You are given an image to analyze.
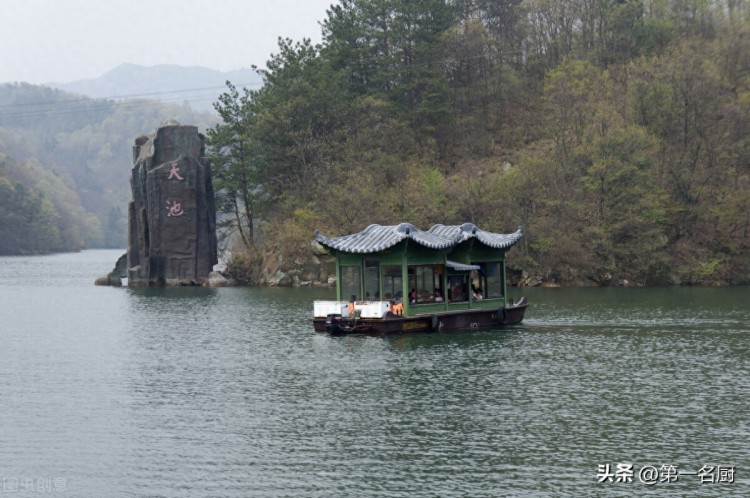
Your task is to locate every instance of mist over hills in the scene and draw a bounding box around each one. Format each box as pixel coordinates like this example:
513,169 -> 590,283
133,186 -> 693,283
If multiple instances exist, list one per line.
47,63 -> 262,113
0,63 -> 263,254
0,63 -> 265,255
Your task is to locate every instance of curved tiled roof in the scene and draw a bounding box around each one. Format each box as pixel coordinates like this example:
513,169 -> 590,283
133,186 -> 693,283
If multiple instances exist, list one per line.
315,222 -> 522,254
428,223 -> 524,249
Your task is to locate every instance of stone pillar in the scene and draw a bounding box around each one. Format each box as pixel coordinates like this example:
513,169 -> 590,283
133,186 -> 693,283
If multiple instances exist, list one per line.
127,123 -> 217,286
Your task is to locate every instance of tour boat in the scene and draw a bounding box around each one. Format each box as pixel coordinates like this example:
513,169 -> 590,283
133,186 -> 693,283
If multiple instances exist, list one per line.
312,222 -> 529,334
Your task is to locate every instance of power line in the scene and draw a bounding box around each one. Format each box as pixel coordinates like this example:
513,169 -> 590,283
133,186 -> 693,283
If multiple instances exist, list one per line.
0,96 -> 220,122
0,81 -> 264,117
63,82 -> 263,102
0,47 -> 529,122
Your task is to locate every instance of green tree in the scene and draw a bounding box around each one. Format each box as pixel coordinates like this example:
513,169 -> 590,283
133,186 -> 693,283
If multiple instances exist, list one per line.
207,81 -> 258,248
322,0 -> 457,139
251,38 -> 344,204
543,59 -> 599,201
0,176 -> 62,254
579,125 -> 669,283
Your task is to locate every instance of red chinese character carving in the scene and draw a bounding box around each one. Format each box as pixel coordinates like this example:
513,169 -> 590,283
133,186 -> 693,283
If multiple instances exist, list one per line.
167,162 -> 184,180
166,200 -> 184,217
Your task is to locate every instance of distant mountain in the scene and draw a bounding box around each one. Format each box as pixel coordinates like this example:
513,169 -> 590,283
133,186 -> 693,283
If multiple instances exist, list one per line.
48,63 -> 263,113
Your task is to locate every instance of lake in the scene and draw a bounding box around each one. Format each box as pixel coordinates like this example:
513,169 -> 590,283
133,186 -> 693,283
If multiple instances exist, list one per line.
1,249 -> 747,497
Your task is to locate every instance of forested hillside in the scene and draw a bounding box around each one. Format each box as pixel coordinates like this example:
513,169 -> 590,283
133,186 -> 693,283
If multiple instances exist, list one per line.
210,0 -> 750,286
0,83 -> 217,254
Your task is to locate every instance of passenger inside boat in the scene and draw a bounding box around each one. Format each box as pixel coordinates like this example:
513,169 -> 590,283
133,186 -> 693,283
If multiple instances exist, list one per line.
472,285 -> 483,301
471,265 -> 503,300
449,280 -> 468,302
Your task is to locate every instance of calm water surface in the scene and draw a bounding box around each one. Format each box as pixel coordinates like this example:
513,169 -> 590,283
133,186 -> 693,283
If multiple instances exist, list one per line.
1,250 -> 748,497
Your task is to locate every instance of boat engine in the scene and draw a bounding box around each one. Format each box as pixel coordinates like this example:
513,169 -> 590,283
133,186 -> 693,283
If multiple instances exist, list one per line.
325,314 -> 343,334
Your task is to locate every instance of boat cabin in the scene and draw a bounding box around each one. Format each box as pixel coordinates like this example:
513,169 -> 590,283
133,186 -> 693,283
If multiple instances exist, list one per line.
313,223 -> 523,319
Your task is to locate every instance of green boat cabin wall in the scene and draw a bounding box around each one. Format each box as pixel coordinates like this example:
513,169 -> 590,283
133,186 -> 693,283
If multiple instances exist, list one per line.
333,239 -> 508,317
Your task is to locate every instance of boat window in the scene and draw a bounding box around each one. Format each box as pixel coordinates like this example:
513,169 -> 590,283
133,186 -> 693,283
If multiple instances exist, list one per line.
486,262 -> 504,299
382,265 -> 402,300
471,262 -> 503,299
364,259 -> 380,300
340,266 -> 361,301
408,264 -> 444,304
447,274 -> 469,302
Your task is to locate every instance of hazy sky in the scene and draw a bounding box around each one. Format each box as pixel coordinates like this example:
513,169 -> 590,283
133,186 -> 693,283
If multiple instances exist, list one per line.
1,0 -> 336,84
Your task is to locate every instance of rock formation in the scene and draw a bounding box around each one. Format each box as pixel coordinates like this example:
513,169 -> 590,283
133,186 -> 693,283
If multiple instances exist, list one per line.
127,123 -> 217,286
94,253 -> 127,286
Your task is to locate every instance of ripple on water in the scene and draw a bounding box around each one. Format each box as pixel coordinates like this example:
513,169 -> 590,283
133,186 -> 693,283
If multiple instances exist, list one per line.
0,253 -> 748,497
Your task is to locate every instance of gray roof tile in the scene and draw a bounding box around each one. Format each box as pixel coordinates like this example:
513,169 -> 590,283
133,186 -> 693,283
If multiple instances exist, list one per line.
315,223 -> 522,254
428,223 -> 524,249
